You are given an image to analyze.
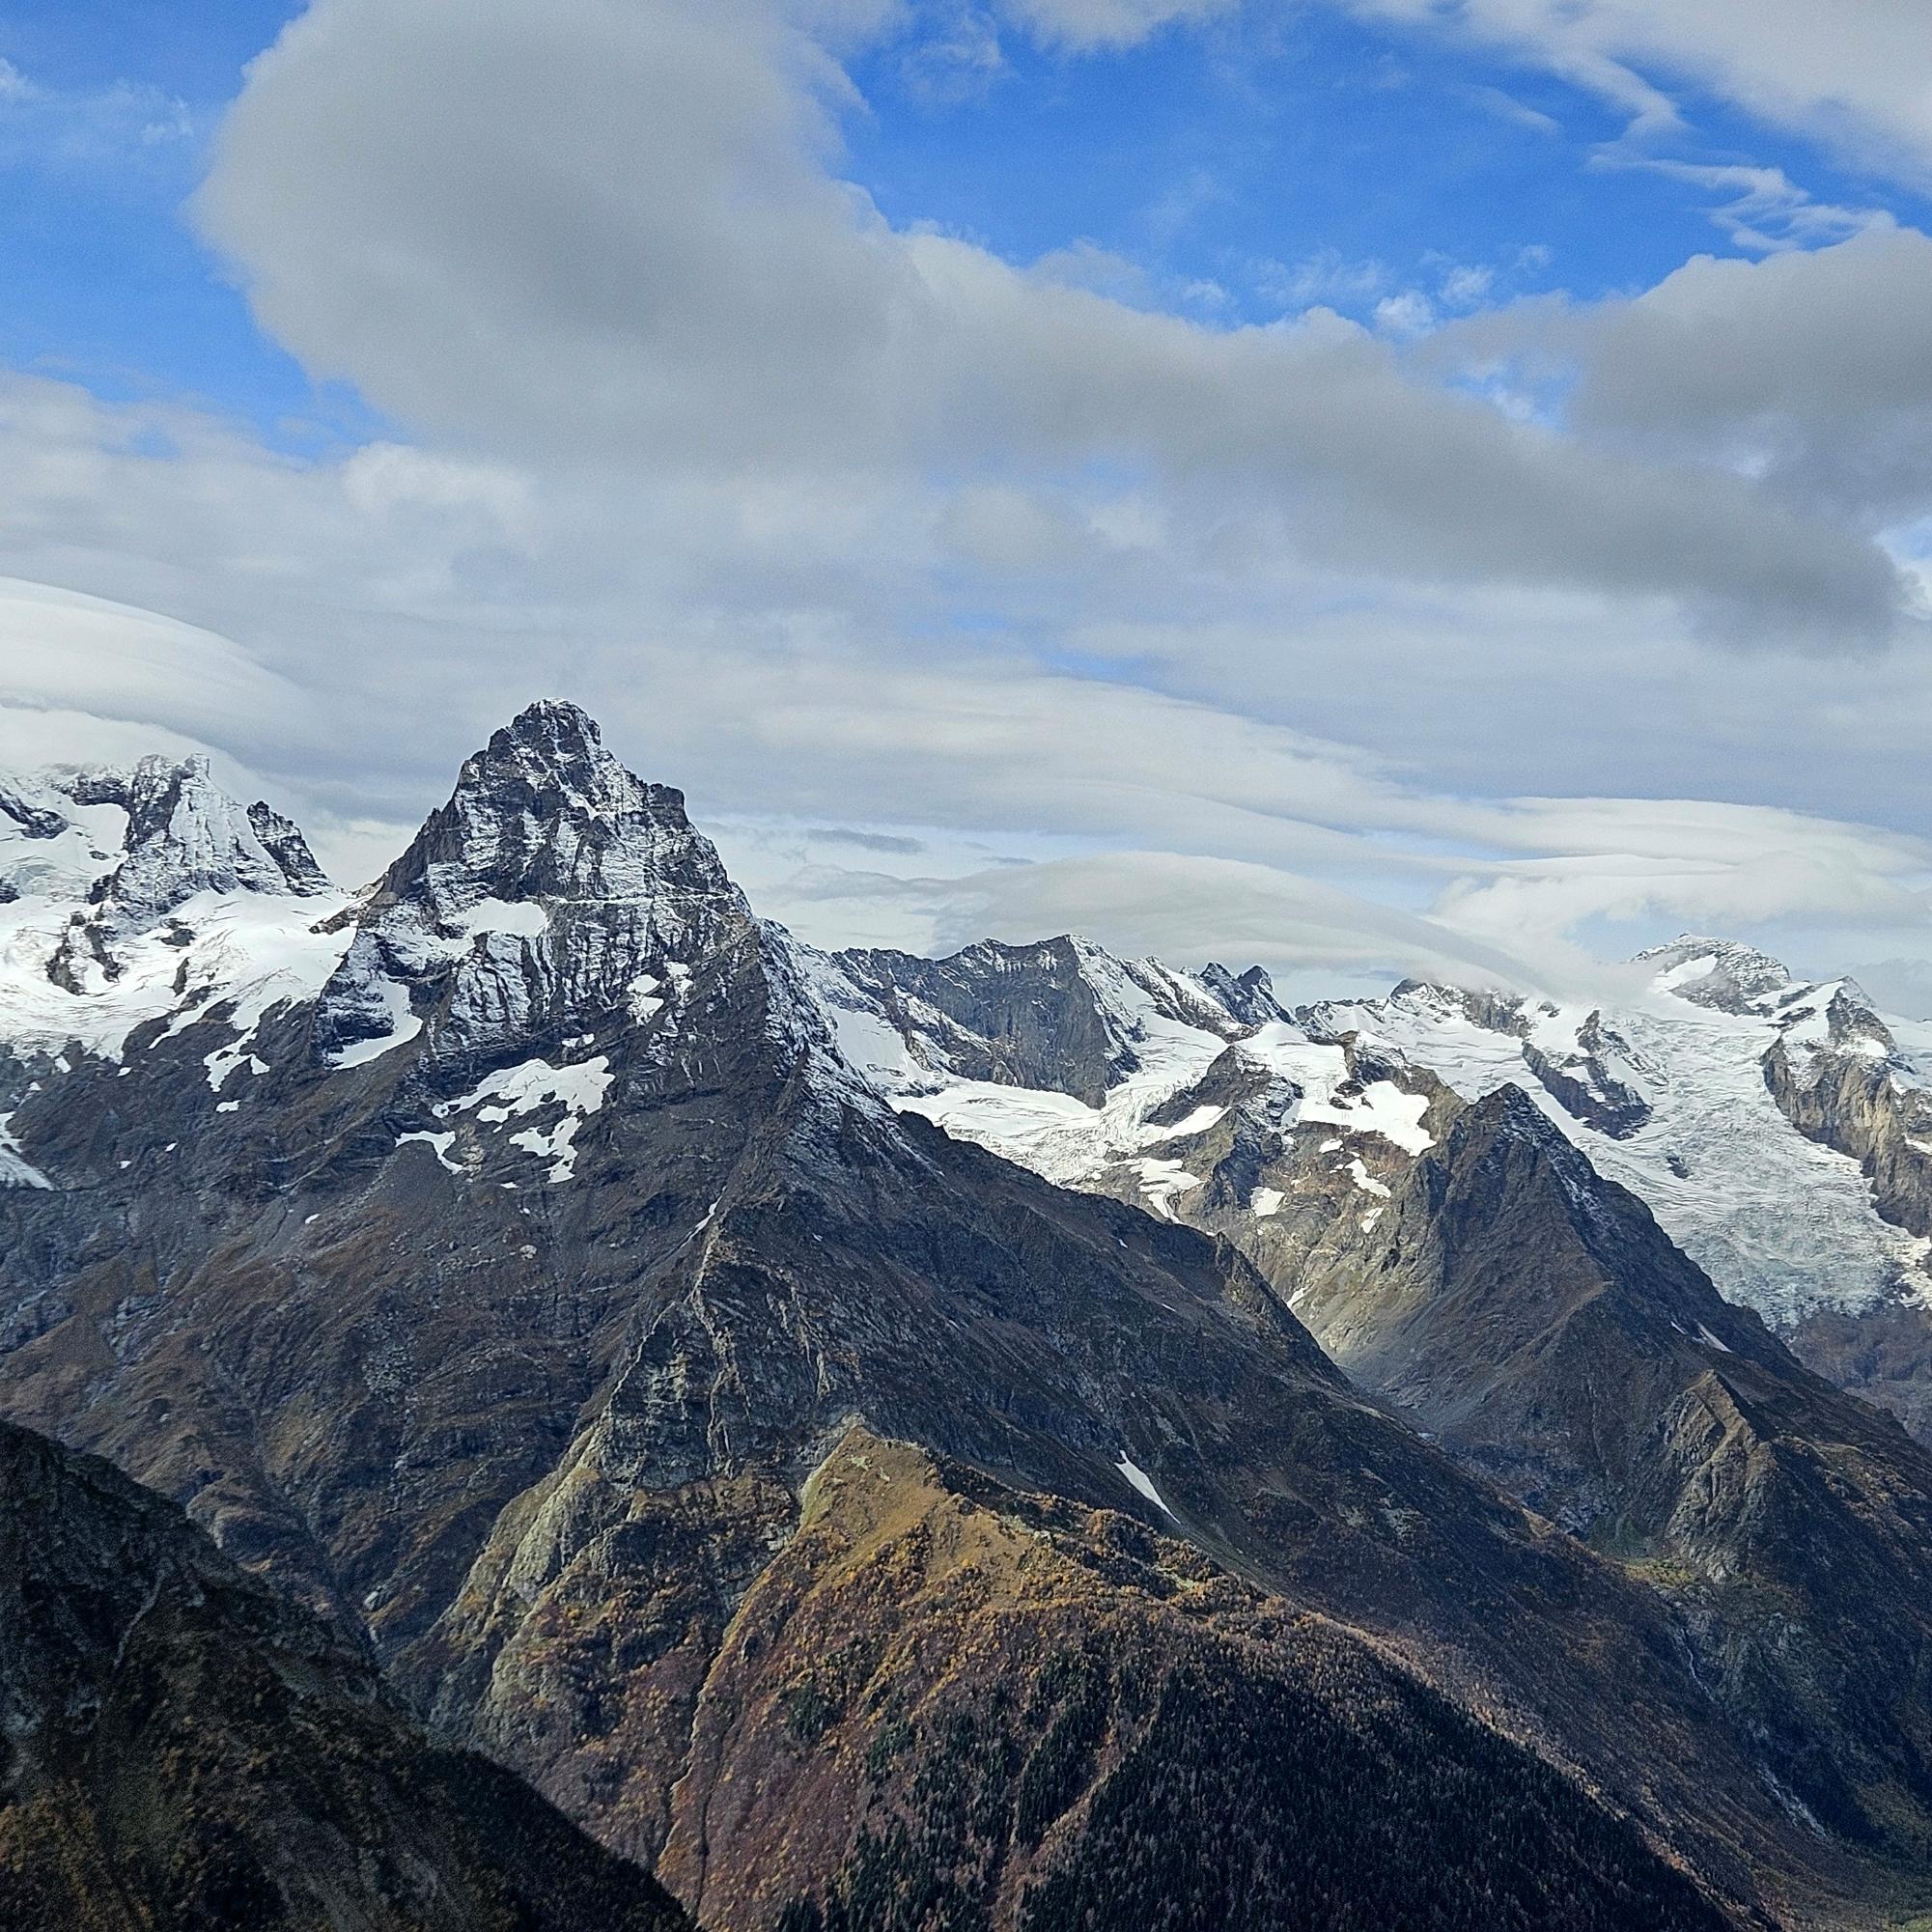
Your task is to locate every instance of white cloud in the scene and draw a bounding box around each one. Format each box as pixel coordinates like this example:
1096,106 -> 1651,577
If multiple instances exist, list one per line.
0,0 -> 1926,994
186,0 -> 1917,650
984,0 -> 1932,190
1373,290 -> 1435,336
0,542 -> 1921,995
0,56 -> 197,171
1253,249 -> 1388,312
900,3 -> 1007,98
1437,264 -> 1496,308
1445,224 -> 1932,527
1592,154 -> 1883,255
0,701 -> 213,778
994,0 -> 1238,52
1341,0 -> 1932,181
0,576 -> 302,745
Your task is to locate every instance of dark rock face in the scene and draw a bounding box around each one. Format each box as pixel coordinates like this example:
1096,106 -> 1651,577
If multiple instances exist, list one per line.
1764,1017 -> 1932,1245
1292,1086 -> 1932,1854
1524,1011 -> 1652,1137
317,700 -> 750,1065
829,938 -> 1172,1106
0,1419 -> 689,1932
0,783 -> 69,842
247,799 -> 333,895
1197,960 -> 1289,1025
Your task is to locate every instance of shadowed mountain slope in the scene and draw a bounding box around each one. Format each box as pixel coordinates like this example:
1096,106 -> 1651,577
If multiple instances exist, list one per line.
0,1418 -> 690,1932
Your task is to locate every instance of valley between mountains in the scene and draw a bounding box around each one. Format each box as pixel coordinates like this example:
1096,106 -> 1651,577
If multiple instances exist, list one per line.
8,701 -> 1932,1929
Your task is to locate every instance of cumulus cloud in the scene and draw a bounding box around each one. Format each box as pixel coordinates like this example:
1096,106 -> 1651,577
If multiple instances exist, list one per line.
1566,226 -> 1932,525
188,0 -> 1918,649
1431,224 -> 1932,539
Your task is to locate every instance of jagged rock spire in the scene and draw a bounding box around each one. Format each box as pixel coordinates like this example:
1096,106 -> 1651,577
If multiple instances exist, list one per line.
1199,961 -> 1288,1026
317,701 -> 752,1065
40,756 -> 331,992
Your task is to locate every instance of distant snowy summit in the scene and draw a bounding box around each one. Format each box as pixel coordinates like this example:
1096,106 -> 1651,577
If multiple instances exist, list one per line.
818,933 -> 1932,1335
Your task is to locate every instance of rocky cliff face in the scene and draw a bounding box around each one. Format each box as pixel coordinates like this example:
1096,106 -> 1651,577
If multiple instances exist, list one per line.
0,1418 -> 689,1932
1760,982 -> 1932,1244
825,937 -> 1245,1108
0,705 -> 1923,1927
316,699 -> 754,1068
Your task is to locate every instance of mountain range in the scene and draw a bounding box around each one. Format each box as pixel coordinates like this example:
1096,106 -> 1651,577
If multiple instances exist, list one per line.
6,702 -> 1932,1927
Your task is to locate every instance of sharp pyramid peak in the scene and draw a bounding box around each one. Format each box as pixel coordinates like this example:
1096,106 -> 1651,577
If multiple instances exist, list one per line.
374,699 -> 731,913
319,701 -> 752,1066
490,697 -> 609,766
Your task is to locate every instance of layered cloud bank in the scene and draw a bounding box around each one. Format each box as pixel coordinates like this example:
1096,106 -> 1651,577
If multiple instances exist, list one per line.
0,0 -> 1929,993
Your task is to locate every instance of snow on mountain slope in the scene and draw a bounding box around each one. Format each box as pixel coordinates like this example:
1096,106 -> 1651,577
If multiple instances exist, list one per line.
807,940 -> 1436,1223
814,926 -> 1932,1331
806,939 -> 1244,1213
0,757 -> 349,1073
1303,941 -> 1932,1325
3,723 -> 1924,1343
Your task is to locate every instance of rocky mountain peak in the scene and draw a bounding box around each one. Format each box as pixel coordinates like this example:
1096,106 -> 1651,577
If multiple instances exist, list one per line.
22,754 -> 331,928
29,755 -> 334,997
365,700 -> 741,925
497,694 -> 606,762
317,704 -> 753,1066
1638,934 -> 1796,1012
103,755 -> 331,919
1198,960 -> 1288,1025
1445,1081 -> 1602,1195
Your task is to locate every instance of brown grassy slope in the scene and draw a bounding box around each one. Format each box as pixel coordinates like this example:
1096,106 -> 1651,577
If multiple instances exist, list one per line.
637,1428 -> 1743,1932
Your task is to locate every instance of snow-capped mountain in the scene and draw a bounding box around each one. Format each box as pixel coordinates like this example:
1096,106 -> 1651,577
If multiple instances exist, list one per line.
807,937 -> 1440,1223
4,723 -> 1924,1361
315,700 -> 760,1070
0,753 -> 345,1061
1305,939 -> 1932,1328
821,929 -> 1932,1338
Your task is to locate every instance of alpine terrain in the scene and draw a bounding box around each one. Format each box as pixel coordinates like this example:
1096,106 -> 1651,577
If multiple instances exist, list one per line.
5,703 -> 1932,1927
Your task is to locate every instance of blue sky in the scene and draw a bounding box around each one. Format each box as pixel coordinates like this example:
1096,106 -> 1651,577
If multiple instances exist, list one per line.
4,0 -> 1932,999
5,2 -> 1918,437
